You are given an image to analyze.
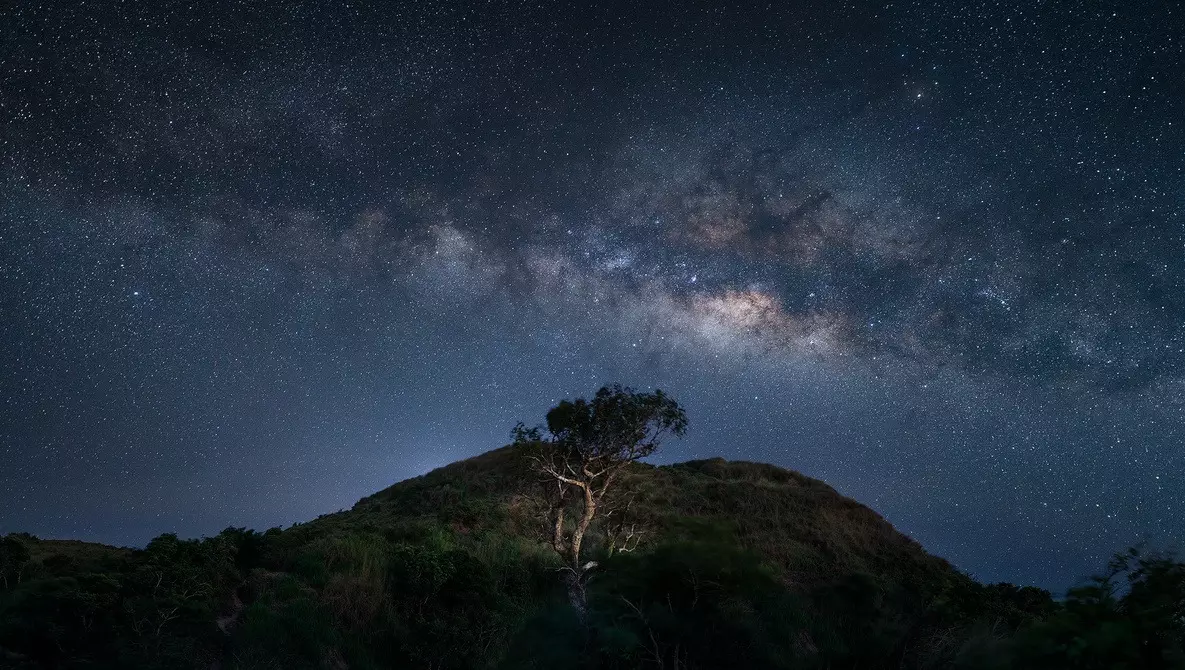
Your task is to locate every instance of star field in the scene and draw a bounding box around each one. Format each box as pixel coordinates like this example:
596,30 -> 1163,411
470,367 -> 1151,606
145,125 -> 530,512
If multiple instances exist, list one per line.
1,0 -> 1183,590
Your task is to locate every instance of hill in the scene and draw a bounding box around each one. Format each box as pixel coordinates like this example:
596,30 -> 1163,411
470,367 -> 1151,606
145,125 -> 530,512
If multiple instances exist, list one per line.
0,446 -> 1179,669
326,446 -> 962,593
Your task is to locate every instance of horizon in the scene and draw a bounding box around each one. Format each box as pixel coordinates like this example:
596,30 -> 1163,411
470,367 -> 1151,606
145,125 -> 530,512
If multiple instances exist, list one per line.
6,440 -> 1097,591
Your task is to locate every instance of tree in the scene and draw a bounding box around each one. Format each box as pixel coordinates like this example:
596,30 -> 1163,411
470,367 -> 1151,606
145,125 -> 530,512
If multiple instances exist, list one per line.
512,384 -> 687,619
0,534 -> 30,590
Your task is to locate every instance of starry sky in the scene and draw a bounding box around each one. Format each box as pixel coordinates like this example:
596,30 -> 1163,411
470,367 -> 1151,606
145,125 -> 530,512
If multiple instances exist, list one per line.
1,0 -> 1182,590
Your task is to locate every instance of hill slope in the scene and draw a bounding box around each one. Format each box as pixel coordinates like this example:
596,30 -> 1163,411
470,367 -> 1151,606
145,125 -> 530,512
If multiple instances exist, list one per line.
0,447 -> 1046,669
323,446 -> 962,593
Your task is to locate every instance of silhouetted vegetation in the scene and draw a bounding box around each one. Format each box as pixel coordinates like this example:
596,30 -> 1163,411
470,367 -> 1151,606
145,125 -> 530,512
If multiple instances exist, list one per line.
1,391 -> 1182,668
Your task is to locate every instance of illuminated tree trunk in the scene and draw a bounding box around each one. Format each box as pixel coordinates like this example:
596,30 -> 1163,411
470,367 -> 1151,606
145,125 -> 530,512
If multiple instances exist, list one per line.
561,483 -> 599,620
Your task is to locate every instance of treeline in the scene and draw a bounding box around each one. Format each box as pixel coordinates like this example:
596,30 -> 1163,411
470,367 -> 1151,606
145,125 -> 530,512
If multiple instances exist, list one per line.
1,526 -> 1183,669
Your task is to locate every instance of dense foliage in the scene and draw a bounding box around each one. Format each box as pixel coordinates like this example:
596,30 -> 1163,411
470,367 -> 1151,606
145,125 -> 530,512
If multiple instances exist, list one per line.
1,448 -> 1182,669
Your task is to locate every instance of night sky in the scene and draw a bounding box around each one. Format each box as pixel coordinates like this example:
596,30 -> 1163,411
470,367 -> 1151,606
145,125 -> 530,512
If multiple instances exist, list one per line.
2,0 -> 1183,590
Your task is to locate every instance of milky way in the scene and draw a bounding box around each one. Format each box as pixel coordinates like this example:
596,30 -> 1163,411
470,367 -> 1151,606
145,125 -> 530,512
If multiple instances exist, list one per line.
1,0 -> 1182,589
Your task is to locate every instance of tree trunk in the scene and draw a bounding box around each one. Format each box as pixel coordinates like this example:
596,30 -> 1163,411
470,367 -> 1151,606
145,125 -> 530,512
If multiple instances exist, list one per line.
552,506 -> 566,554
559,483 -> 605,625
565,569 -> 589,623
569,485 -> 596,569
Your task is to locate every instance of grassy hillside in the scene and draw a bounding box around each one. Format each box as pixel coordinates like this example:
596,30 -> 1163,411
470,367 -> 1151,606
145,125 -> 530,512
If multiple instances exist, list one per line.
326,446 -> 962,593
1,446 -> 1180,669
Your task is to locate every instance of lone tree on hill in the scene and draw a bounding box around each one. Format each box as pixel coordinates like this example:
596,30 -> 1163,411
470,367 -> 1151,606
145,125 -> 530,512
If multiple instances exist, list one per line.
511,384 -> 687,619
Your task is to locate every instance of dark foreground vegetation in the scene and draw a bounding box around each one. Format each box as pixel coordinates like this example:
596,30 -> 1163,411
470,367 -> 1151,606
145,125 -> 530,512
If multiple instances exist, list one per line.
1,387 -> 1182,669
3,455 -> 1181,669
